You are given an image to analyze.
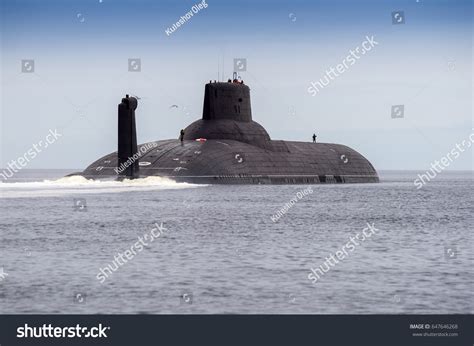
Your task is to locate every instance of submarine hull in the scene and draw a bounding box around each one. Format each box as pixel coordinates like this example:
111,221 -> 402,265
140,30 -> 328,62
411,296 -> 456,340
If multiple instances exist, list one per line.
77,81 -> 379,184
80,139 -> 379,184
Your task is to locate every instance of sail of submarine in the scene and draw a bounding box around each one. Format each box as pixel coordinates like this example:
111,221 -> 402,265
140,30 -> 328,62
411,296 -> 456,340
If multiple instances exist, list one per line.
77,78 -> 379,184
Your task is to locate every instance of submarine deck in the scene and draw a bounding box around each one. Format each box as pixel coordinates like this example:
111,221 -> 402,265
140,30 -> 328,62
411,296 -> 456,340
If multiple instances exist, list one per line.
80,139 -> 379,184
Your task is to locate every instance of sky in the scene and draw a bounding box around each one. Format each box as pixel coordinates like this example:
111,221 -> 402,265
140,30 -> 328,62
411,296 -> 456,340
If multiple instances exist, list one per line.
0,0 -> 472,170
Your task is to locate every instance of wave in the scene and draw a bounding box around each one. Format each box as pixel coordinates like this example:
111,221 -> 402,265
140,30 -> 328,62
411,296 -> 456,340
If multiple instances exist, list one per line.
0,175 -> 204,198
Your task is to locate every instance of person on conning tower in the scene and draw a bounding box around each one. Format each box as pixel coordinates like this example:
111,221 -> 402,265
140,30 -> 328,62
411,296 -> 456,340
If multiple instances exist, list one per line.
179,129 -> 185,143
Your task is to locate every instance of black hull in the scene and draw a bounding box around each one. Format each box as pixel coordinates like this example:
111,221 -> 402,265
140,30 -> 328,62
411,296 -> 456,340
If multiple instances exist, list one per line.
77,82 -> 379,184
80,139 -> 379,185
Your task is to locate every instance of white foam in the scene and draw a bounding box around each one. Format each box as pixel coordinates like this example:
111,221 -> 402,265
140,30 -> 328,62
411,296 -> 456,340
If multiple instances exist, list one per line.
0,175 -> 204,198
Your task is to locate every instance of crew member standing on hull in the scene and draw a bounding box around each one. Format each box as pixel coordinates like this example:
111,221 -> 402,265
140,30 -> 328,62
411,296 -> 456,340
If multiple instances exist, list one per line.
312,133 -> 317,143
179,129 -> 185,144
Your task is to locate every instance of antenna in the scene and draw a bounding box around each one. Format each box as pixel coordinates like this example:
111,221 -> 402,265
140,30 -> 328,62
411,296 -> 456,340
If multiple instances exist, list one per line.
217,56 -> 220,81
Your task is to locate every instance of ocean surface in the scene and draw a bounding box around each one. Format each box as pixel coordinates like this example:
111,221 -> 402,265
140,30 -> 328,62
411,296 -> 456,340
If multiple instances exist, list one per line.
0,170 -> 472,314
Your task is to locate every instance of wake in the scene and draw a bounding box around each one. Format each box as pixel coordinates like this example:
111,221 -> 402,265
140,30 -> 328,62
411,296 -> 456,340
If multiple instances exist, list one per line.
0,175 -> 204,198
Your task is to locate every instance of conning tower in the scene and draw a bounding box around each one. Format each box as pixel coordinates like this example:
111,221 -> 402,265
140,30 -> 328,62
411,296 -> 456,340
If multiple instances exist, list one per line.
183,80 -> 271,149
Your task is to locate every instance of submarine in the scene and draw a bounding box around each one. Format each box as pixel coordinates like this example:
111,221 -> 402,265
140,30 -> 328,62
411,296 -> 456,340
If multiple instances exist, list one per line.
77,77 -> 379,184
